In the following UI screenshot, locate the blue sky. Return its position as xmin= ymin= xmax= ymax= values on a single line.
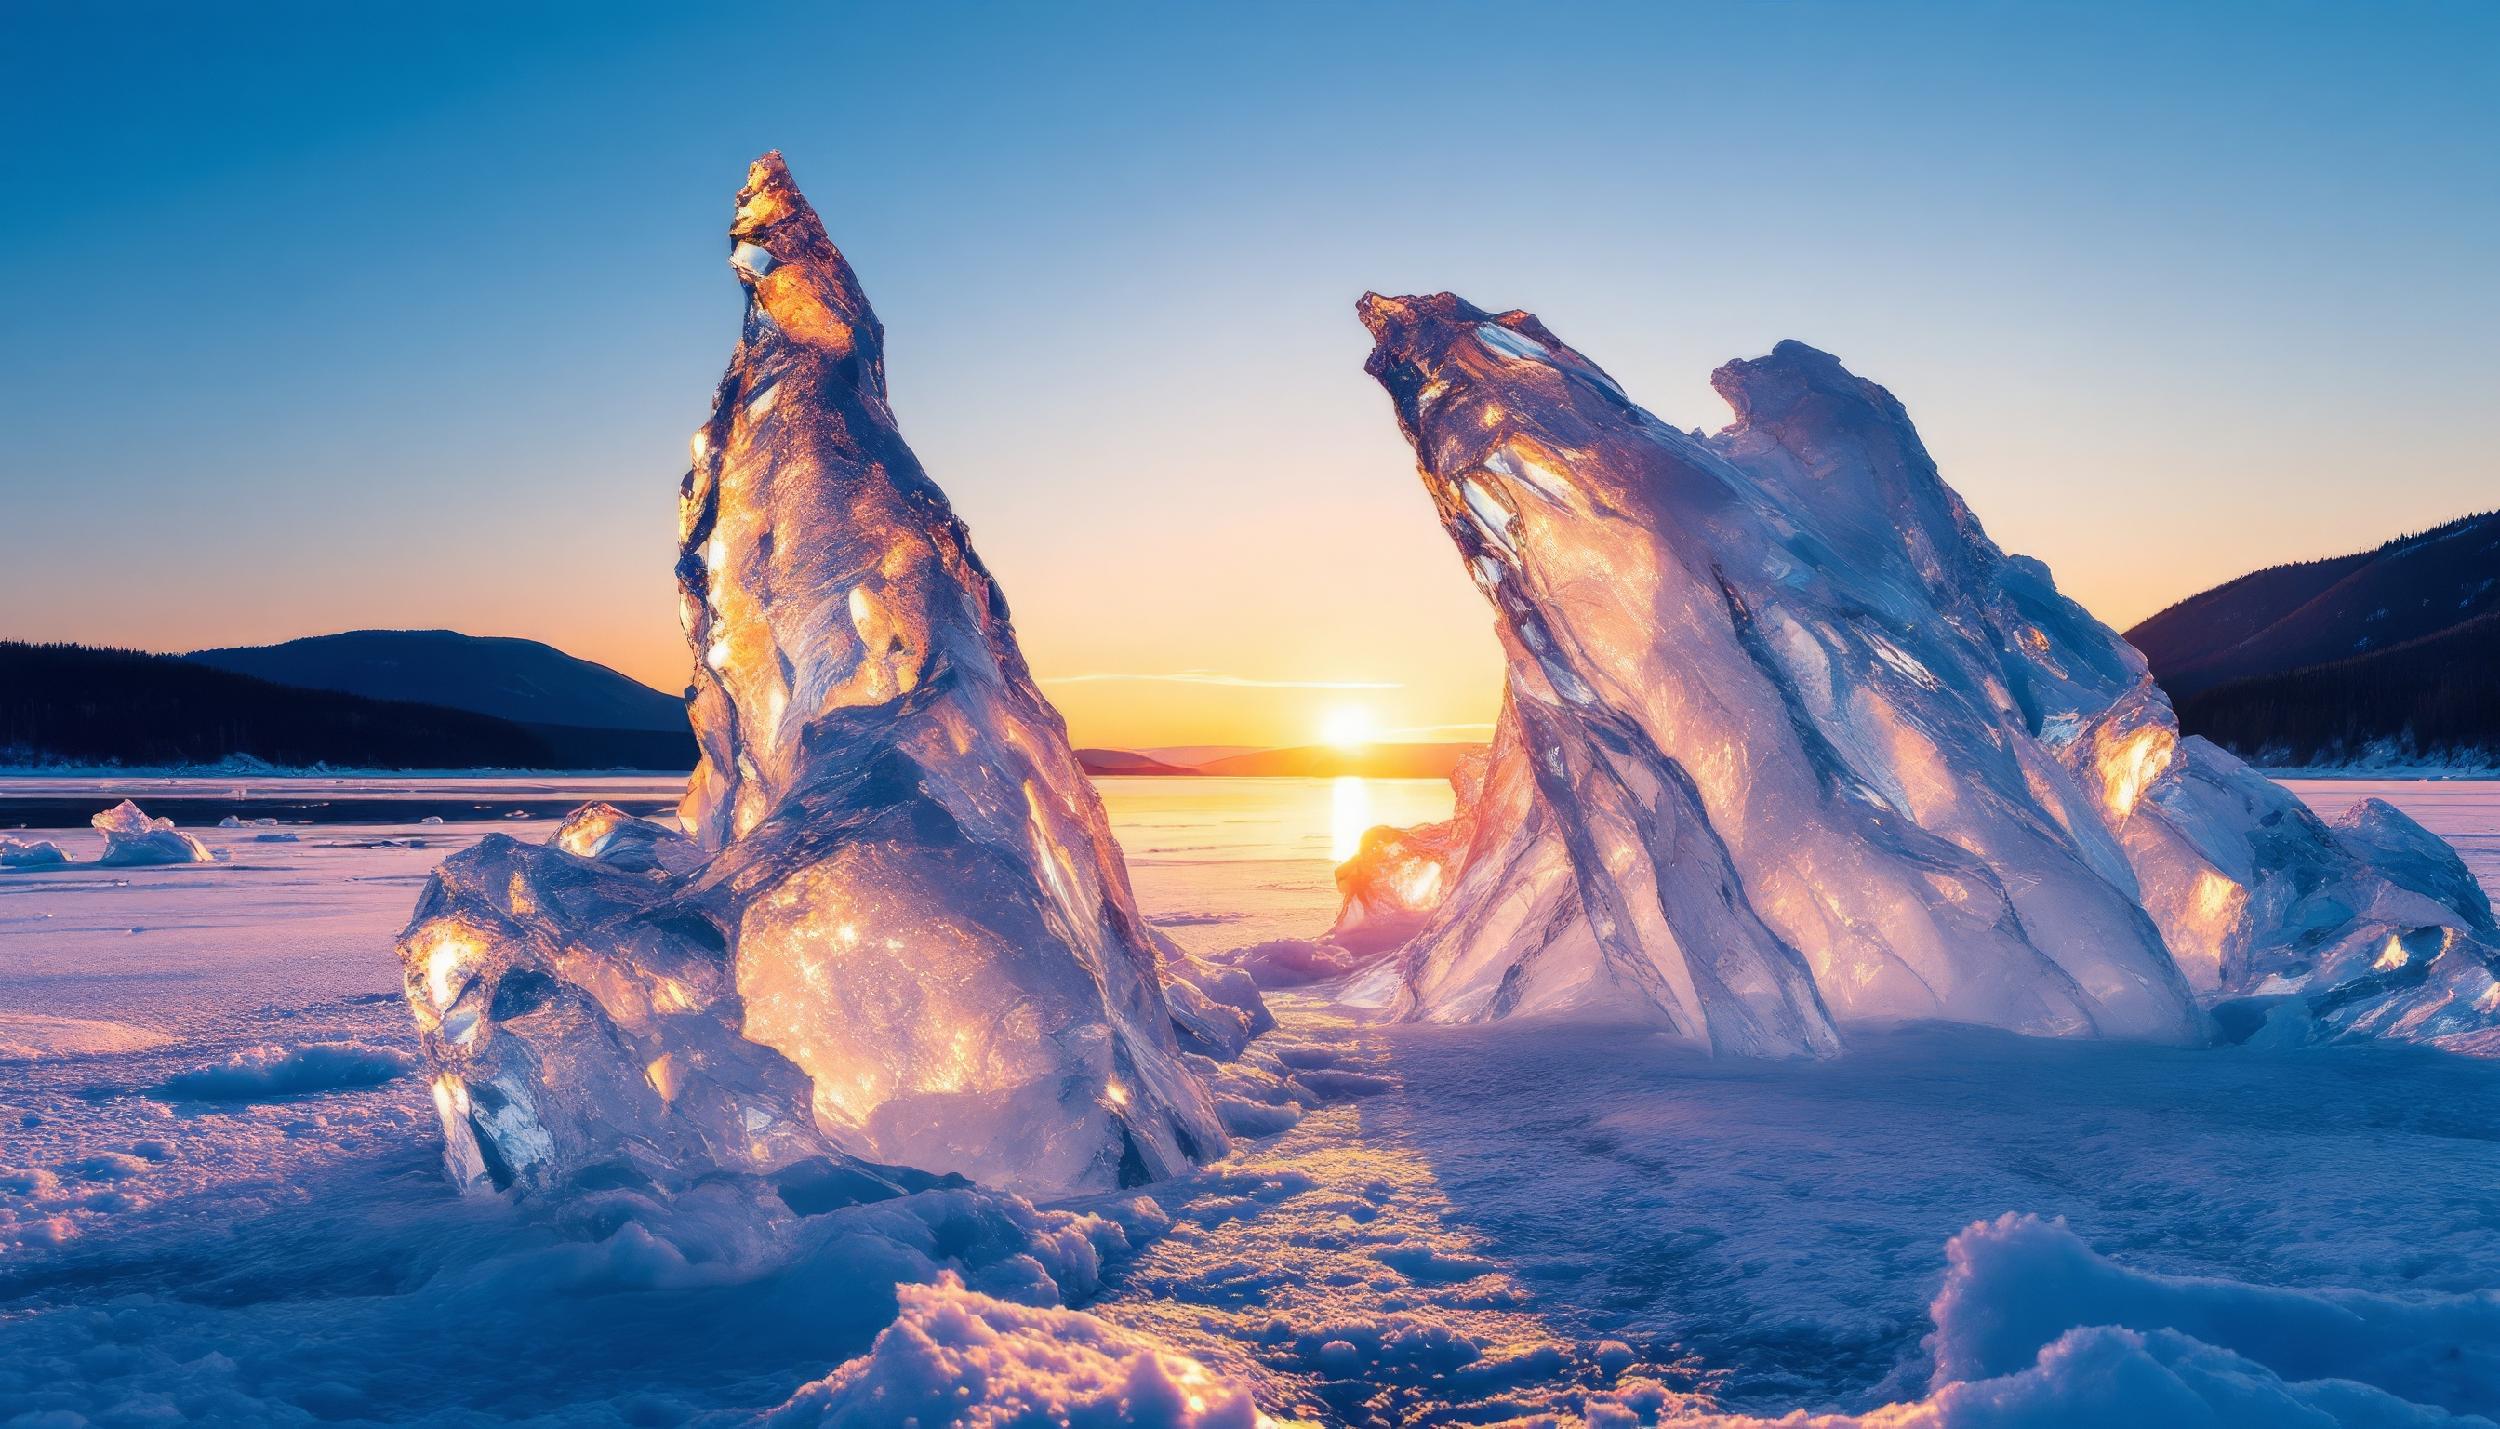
xmin=3 ymin=1 xmax=2493 ymax=746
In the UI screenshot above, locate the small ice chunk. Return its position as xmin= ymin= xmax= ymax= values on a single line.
xmin=0 ymin=838 xmax=68 ymax=869
xmin=91 ymin=802 xmax=212 ymax=867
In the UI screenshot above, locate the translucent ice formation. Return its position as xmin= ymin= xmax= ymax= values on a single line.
xmin=398 ymin=153 xmax=1237 ymax=1197
xmin=1328 ymin=751 xmax=1485 ymax=958
xmin=1349 ymin=294 xmax=2500 ymax=1052
xmin=0 ymin=838 xmax=68 ymax=869
xmin=90 ymin=801 xmax=213 ymax=867
xmin=399 ymin=820 xmax=852 ymax=1195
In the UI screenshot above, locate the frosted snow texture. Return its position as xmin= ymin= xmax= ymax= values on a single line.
xmin=1347 ymin=294 xmax=2500 ymax=1054
xmin=1609 ymin=1212 xmax=2500 ymax=1426
xmin=398 ymin=154 xmax=1242 ymax=1199
xmin=774 ymin=1211 xmax=2496 ymax=1427
xmin=1924 ymin=1212 xmax=2498 ymax=1414
xmin=762 ymin=1274 xmax=1265 ymax=1428
xmin=156 ymin=1041 xmax=416 ymax=1101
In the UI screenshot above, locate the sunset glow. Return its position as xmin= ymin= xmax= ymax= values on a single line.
xmin=9 ymin=9 xmax=2490 ymax=761
xmin=1320 ymin=705 xmax=1377 ymax=750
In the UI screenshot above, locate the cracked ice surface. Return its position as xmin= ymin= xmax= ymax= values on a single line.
xmin=1348 ymin=293 xmax=2500 ymax=1054
xmin=396 ymin=154 xmax=1243 ymax=1200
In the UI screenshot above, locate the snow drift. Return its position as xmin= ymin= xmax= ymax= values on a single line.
xmin=762 ymin=1274 xmax=1265 ymax=1428
xmin=156 ymin=1041 xmax=416 ymax=1101
xmin=1641 ymin=1213 xmax=2500 ymax=1425
xmin=1344 ymin=294 xmax=2500 ymax=1053
xmin=396 ymin=154 xmax=1251 ymax=1200
xmin=1927 ymin=1212 xmax=2498 ymax=1415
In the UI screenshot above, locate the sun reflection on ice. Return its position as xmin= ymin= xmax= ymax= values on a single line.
xmin=1331 ymin=776 xmax=1371 ymax=863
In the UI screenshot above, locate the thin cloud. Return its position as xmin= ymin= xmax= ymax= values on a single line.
xmin=1039 ymin=671 xmax=1403 ymax=690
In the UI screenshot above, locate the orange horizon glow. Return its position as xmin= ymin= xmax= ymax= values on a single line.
xmin=1319 ymin=705 xmax=1377 ymax=751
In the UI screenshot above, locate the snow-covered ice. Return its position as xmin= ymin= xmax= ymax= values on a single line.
xmin=1 ymin=775 xmax=2497 ymax=1423
xmin=1344 ymin=294 xmax=2500 ymax=1055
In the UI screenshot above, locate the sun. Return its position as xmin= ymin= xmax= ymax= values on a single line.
xmin=1319 ymin=705 xmax=1376 ymax=751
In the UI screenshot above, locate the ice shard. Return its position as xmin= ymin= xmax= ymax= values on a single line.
xmin=91 ymin=801 xmax=213 ymax=867
xmin=397 ymin=153 xmax=1237 ymax=1197
xmin=1350 ymin=294 xmax=2500 ymax=1052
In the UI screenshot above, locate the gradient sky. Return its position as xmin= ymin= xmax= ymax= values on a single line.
xmin=5 ymin=2 xmax=2494 ymax=750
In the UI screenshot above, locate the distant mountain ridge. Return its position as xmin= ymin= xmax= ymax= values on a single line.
xmin=2126 ymin=510 xmax=2500 ymax=766
xmin=2129 ymin=511 xmax=2500 ymax=696
xmin=1074 ymin=748 xmax=1199 ymax=775
xmin=1 ymin=642 xmax=583 ymax=770
xmin=185 ymin=630 xmax=685 ymax=732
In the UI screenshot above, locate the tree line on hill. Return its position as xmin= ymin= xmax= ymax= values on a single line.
xmin=0 ymin=643 xmax=695 ymax=771
xmin=2127 ymin=509 xmax=2499 ymax=767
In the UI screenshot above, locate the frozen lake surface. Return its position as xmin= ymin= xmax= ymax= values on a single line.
xmin=2 ymin=776 xmax=2495 ymax=1424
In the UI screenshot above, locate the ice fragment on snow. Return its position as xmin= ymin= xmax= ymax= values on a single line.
xmin=91 ymin=801 xmax=213 ymax=867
